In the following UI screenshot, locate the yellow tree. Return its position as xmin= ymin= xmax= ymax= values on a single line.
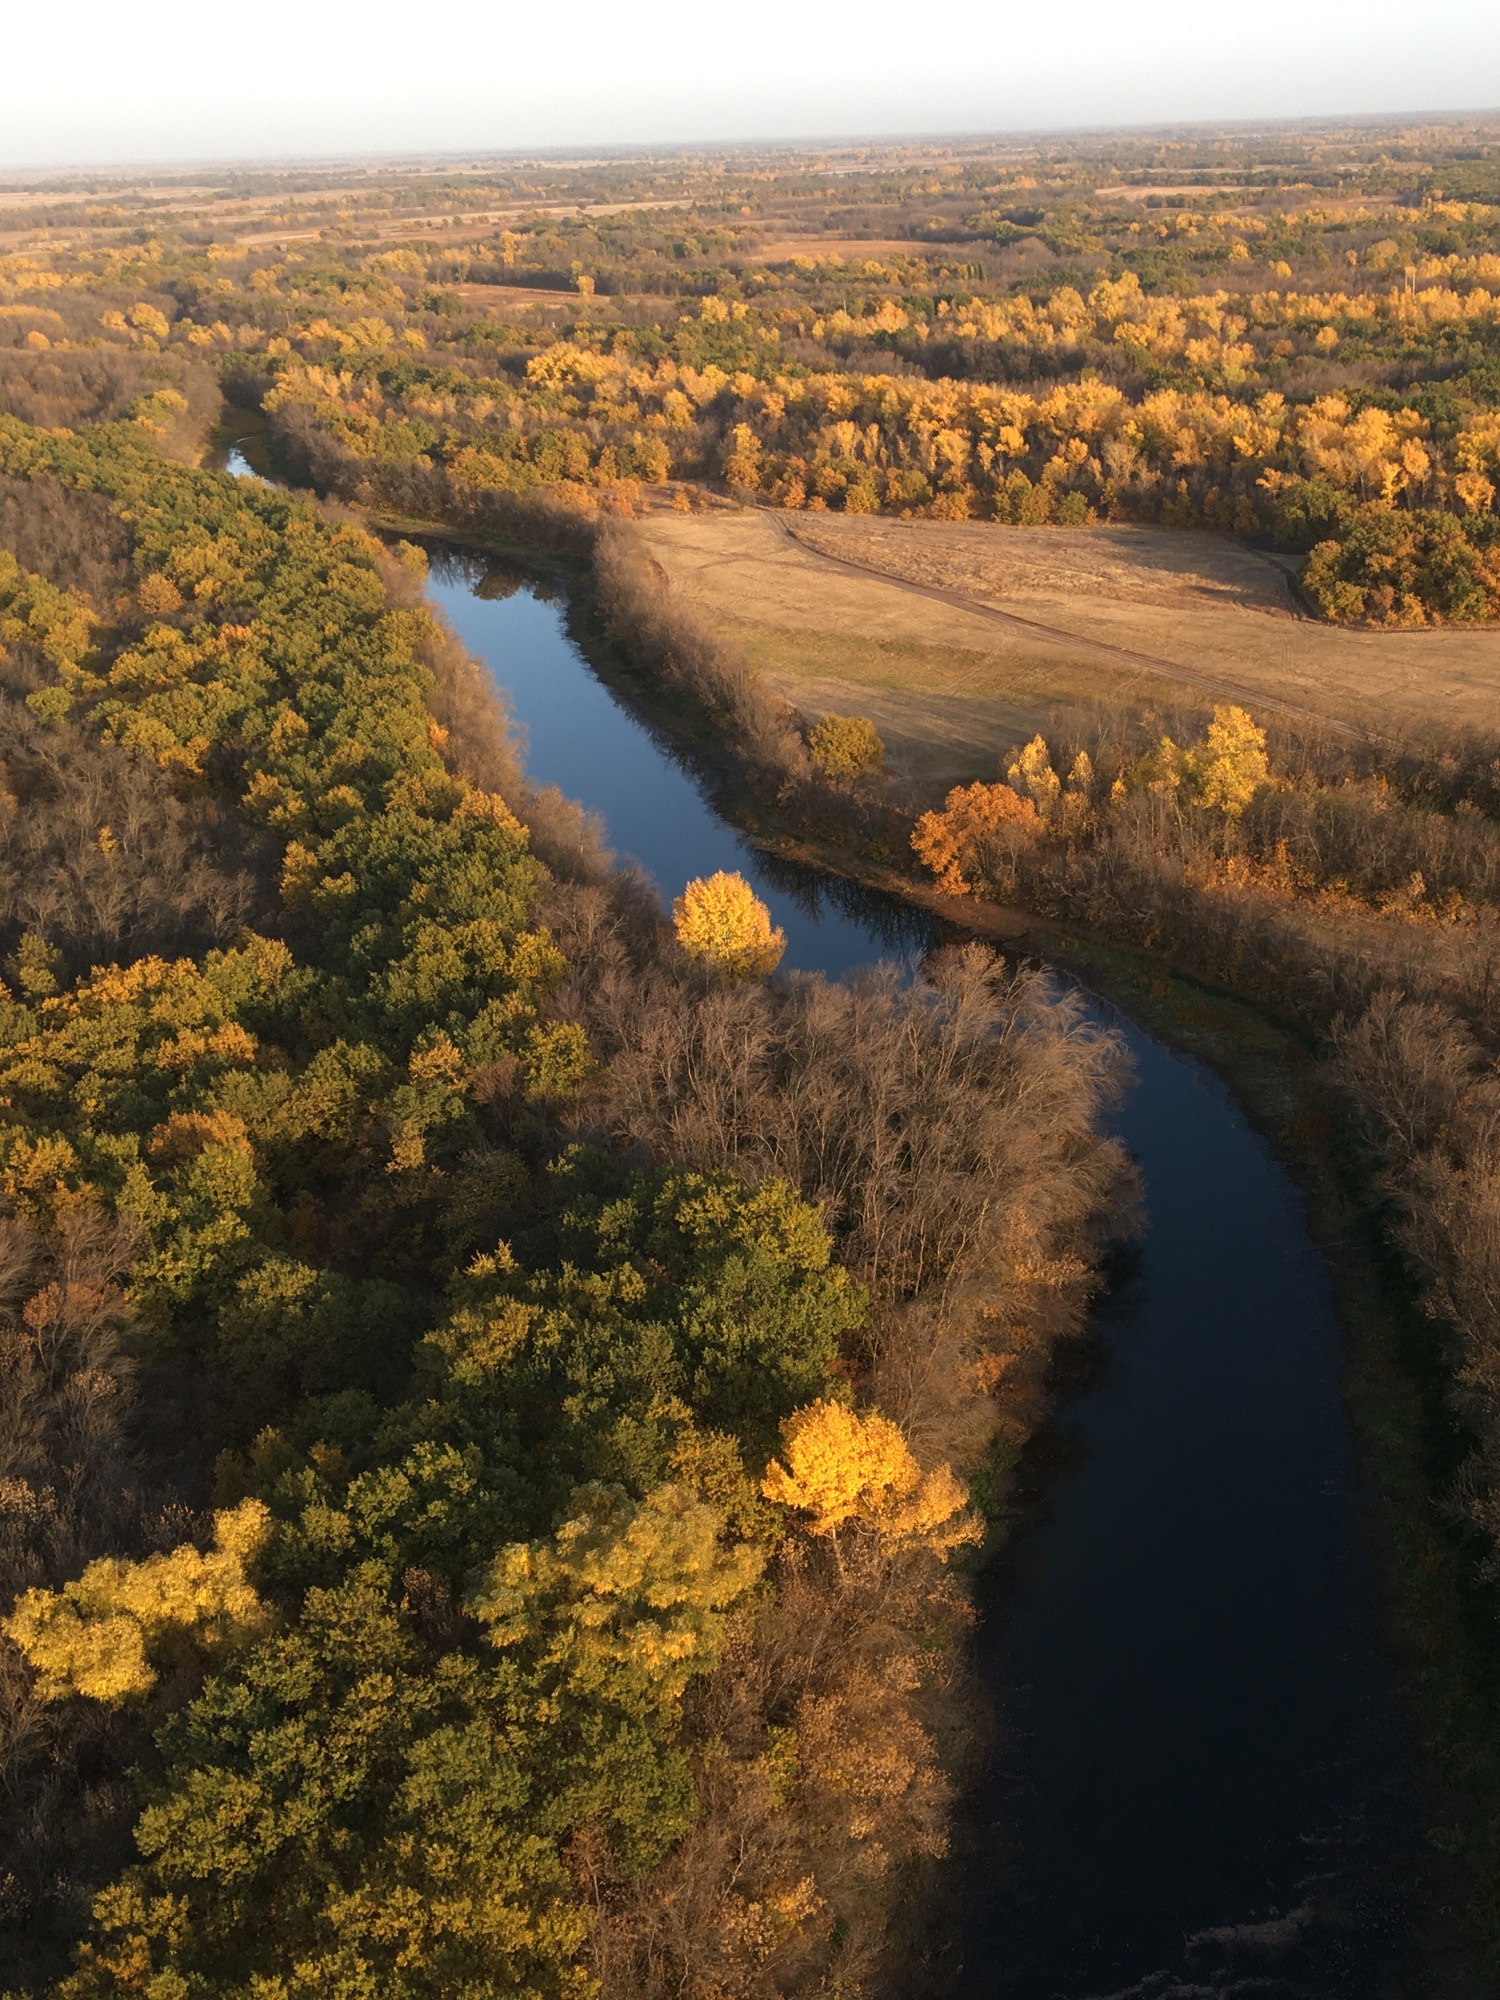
xmin=472 ymin=1483 xmax=762 ymax=1708
xmin=673 ymin=871 xmax=786 ymax=980
xmin=808 ymin=713 xmax=884 ymax=785
xmin=1006 ymin=735 xmax=1061 ymax=823
xmin=1060 ymin=750 xmax=1096 ymax=836
xmin=5 ymin=1500 xmax=272 ymax=1704
xmin=762 ymin=1399 xmax=978 ymax=1559
xmin=1186 ymin=705 xmax=1269 ymax=816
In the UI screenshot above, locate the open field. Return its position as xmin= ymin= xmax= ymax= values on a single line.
xmin=453 ymin=281 xmax=583 ymax=311
xmin=745 ymin=235 xmax=939 ymax=262
xmin=633 ymin=509 xmax=1500 ymax=790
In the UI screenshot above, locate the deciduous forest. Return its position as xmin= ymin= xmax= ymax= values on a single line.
xmin=1 ymin=114 xmax=1500 ymax=1998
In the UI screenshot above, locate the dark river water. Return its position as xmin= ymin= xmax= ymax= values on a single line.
xmin=226 ymin=447 xmax=1417 ymax=1995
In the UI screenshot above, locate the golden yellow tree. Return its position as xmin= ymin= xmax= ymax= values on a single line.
xmin=673 ymin=871 xmax=786 ymax=980
xmin=761 ymin=1400 xmax=978 ymax=1558
xmin=4 ymin=1499 xmax=272 ymax=1704
xmin=808 ymin=713 xmax=884 ymax=784
xmin=1186 ymin=705 xmax=1269 ymax=816
xmin=1006 ymin=735 xmax=1061 ymax=823
xmin=1060 ymin=750 xmax=1096 ymax=836
xmin=472 ymin=1483 xmax=762 ymax=1707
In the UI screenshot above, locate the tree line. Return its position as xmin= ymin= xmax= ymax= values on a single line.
xmin=2 ymin=125 xmax=1500 ymax=622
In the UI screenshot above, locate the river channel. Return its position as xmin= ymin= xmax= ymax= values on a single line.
xmin=229 ymin=449 xmax=1417 ymax=1995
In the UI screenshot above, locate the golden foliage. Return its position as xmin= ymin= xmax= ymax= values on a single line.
xmin=807 ymin=712 xmax=884 ymax=784
xmin=1126 ymin=704 xmax=1269 ymax=817
xmin=136 ymin=573 xmax=183 ymax=616
xmin=672 ymin=870 xmax=786 ymax=980
xmin=473 ymin=1482 xmax=763 ymax=1705
xmin=910 ymin=781 xmax=1039 ymax=896
xmin=4 ymin=1499 xmax=272 ymax=1703
xmin=761 ymin=1399 xmax=979 ymax=1556
xmin=1007 ymin=735 xmax=1061 ymax=822
xmin=1188 ymin=704 xmax=1270 ymax=817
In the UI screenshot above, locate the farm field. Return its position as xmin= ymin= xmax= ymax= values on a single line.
xmin=634 ymin=508 xmax=1500 ymax=788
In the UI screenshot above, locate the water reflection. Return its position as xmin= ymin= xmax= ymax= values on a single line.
xmin=423 ymin=544 xmax=945 ymax=980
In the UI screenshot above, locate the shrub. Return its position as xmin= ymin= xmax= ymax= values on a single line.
xmin=808 ymin=712 xmax=885 ymax=785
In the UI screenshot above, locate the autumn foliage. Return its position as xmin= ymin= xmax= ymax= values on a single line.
xmin=807 ymin=712 xmax=884 ymax=784
xmin=0 ymin=405 xmax=1136 ymax=1998
xmin=5 ymin=1500 xmax=271 ymax=1703
xmin=672 ymin=868 xmax=787 ymax=979
xmin=911 ymin=780 xmax=1039 ymax=896
xmin=761 ymin=1399 xmax=979 ymax=1556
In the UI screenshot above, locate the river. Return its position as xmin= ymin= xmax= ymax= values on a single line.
xmin=228 ymin=448 xmax=1417 ymax=1995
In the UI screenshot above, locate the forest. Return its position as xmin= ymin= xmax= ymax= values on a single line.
xmin=1 ymin=114 xmax=1500 ymax=1997
xmin=0 ymin=395 xmax=1127 ymax=1996
xmin=5 ymin=118 xmax=1500 ymax=620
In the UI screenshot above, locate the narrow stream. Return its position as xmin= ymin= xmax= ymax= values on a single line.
xmin=225 ymin=448 xmax=1416 ymax=1994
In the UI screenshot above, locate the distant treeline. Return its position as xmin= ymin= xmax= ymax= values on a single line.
xmin=3 ymin=120 xmax=1500 ymax=620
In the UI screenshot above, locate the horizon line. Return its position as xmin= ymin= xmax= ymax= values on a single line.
xmin=4 ymin=101 xmax=1499 ymax=183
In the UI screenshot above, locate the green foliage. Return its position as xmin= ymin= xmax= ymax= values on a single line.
xmin=423 ymin=1151 xmax=865 ymax=1500
xmin=54 ymin=1569 xmax=596 ymax=2000
xmin=1300 ymin=505 xmax=1500 ymax=625
xmin=472 ymin=1480 xmax=762 ymax=1711
xmin=36 ymin=1147 xmax=839 ymax=1994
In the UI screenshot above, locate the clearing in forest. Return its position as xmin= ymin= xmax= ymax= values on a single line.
xmin=633 ymin=510 xmax=1500 ymax=790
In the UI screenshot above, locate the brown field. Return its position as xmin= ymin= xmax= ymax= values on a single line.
xmin=454 ymin=281 xmax=583 ymax=310
xmin=1093 ymin=184 xmax=1260 ymax=200
xmin=745 ymin=236 xmax=940 ymax=263
xmin=633 ymin=509 xmax=1500 ymax=792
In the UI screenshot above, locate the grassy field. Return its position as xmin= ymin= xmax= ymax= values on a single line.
xmin=633 ymin=509 xmax=1500 ymax=790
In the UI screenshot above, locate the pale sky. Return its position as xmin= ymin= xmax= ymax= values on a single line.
xmin=4 ymin=0 xmax=1498 ymax=170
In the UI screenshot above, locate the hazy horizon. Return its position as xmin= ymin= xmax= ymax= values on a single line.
xmin=5 ymin=107 xmax=1500 ymax=184
xmin=7 ymin=0 xmax=1500 ymax=173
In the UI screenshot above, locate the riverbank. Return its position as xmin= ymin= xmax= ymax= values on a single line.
xmin=679 ymin=751 xmax=1500 ymax=1994
xmin=751 ymin=788 xmax=1499 ymax=1993
xmin=398 ymin=525 xmax=1434 ymax=1995
xmin=1056 ymin=938 xmax=1497 ymax=1997
xmin=688 ymin=774 xmax=1500 ymax=1993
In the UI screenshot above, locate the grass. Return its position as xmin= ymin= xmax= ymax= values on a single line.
xmin=634 ymin=509 xmax=1500 ymax=789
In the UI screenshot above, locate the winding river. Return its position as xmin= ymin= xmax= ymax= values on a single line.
xmin=230 ymin=448 xmax=1417 ymax=1995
